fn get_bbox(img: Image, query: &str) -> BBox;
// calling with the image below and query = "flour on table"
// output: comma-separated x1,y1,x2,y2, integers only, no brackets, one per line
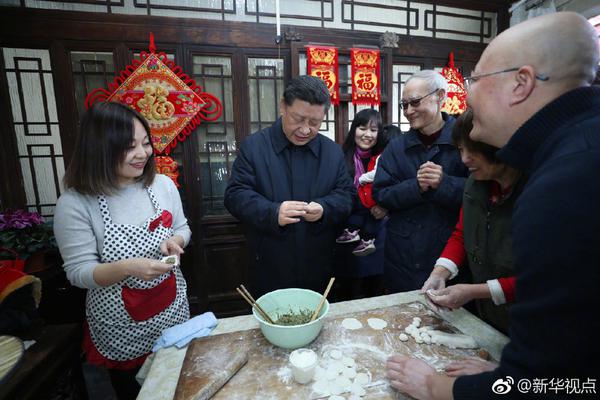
399,333,409,342
341,318,362,330
367,318,388,330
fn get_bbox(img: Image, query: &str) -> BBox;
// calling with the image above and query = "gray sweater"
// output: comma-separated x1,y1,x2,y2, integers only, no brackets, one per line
54,174,191,289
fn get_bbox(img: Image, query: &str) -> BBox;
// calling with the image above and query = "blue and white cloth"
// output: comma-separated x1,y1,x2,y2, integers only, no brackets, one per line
152,311,218,351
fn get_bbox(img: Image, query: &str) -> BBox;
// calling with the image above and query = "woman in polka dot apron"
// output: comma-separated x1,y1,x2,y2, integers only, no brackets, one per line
54,102,191,399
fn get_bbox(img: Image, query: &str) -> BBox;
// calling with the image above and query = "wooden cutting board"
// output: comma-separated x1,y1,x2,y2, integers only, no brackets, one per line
175,301,490,400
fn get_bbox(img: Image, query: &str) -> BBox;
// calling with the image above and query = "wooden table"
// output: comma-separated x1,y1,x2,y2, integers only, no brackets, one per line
137,291,509,400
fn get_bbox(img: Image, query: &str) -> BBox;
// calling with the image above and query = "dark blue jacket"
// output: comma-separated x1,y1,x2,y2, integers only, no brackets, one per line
224,119,354,297
372,114,467,292
454,87,600,399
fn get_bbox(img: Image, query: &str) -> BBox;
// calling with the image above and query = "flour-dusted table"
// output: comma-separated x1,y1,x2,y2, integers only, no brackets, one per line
136,291,509,400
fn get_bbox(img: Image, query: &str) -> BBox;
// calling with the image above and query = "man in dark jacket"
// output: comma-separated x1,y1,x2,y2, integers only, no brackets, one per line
224,76,354,297
386,12,600,399
373,70,467,293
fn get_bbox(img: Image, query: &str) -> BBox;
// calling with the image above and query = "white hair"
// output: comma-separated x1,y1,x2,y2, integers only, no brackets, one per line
406,69,448,102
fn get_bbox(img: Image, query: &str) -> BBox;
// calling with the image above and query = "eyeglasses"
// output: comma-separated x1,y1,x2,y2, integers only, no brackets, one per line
399,89,439,110
463,67,549,90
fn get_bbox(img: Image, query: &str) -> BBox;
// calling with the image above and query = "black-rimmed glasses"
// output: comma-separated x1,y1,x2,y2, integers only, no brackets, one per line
463,67,549,90
399,89,439,110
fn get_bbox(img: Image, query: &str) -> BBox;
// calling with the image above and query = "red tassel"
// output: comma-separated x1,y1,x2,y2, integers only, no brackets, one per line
448,52,455,68
149,32,156,54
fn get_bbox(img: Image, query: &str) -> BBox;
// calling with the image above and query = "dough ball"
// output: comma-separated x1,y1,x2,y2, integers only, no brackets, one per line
312,379,330,396
349,382,366,396
329,349,343,360
343,367,357,379
325,367,339,381
342,357,356,368
354,372,370,386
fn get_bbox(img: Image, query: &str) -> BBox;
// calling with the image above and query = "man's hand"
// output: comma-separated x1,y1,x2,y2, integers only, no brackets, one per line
445,357,498,377
387,356,437,399
126,258,173,281
278,201,308,226
304,201,324,222
370,205,388,220
418,161,444,190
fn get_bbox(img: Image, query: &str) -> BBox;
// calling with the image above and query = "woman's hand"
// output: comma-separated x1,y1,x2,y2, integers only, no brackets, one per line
160,235,185,256
427,283,489,310
126,257,174,281
421,266,450,293
445,357,498,377
370,205,388,220
93,257,173,286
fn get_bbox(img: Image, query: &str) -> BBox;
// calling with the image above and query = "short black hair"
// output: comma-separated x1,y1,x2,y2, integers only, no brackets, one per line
451,108,498,163
63,102,156,195
283,75,331,113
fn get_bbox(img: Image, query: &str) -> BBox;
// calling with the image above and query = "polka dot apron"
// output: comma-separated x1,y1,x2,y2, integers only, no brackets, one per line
86,187,189,361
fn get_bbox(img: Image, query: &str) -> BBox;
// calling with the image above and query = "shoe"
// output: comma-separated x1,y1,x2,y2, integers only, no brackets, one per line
352,239,376,257
336,229,360,244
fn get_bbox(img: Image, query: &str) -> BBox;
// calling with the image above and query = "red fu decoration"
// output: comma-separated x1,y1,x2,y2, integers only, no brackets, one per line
306,45,340,106
350,48,380,107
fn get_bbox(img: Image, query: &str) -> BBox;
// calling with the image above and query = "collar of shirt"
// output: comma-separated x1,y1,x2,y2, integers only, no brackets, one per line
271,117,320,157
497,86,600,173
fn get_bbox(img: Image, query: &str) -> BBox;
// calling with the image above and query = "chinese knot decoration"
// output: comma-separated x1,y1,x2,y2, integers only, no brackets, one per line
440,52,467,115
350,48,380,107
306,45,339,106
155,156,180,187
84,34,223,186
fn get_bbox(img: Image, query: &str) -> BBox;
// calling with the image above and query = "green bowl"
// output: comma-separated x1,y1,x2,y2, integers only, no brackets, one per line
252,288,329,349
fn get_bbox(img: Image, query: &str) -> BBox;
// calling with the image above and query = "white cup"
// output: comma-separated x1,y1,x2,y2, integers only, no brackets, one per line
289,348,318,384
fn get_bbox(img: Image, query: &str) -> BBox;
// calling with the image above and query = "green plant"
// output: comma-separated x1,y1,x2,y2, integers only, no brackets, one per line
0,209,56,260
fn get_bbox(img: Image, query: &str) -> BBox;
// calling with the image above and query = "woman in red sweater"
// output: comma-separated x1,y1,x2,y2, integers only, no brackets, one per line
421,109,524,335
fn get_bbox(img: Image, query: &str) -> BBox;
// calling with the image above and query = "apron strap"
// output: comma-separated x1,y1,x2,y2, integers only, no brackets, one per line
146,186,162,213
97,195,112,225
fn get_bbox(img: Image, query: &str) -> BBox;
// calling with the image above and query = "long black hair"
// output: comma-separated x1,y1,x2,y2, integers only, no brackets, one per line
342,109,388,174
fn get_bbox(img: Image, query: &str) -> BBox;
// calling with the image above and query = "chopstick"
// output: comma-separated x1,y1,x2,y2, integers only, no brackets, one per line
236,285,275,324
310,277,335,322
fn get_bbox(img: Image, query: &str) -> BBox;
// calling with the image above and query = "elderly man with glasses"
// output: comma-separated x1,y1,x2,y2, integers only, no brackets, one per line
386,12,600,400
372,70,468,293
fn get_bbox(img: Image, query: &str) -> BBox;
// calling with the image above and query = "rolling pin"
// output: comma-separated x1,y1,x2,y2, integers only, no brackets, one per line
181,349,249,400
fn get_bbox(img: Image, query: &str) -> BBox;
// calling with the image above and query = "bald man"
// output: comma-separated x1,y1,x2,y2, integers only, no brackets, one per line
386,12,600,399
